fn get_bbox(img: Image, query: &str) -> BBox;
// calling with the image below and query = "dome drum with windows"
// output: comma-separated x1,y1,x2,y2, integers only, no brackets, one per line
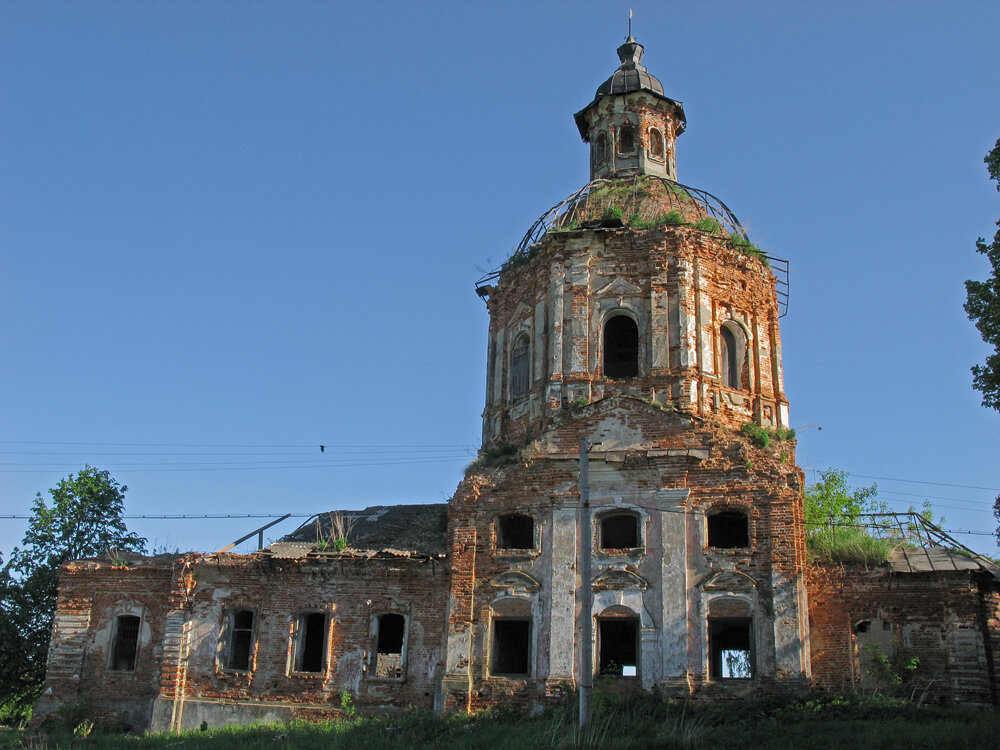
477,38,791,448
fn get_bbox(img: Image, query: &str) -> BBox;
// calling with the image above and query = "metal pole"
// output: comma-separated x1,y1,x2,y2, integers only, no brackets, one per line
578,435,592,728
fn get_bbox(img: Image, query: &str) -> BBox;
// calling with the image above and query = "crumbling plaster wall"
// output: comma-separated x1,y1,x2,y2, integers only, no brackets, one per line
34,559,177,730
483,225,787,448
447,399,808,712
149,554,448,731
806,564,1000,707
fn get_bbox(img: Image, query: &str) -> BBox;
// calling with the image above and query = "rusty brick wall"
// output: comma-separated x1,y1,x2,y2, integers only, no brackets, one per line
155,553,448,727
445,398,808,711
483,223,786,449
35,557,178,729
806,563,999,706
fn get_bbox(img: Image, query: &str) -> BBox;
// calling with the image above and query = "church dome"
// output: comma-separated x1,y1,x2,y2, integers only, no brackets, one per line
507,174,750,260
594,37,664,99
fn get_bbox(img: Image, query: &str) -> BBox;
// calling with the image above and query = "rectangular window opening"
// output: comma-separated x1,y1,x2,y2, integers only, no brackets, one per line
598,618,638,678
375,613,406,678
600,513,639,550
225,609,256,672
498,514,534,550
294,612,327,674
709,619,752,680
491,619,530,676
110,614,140,671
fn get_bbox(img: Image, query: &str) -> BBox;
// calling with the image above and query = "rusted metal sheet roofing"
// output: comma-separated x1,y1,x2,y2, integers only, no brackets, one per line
888,546,990,575
277,504,448,557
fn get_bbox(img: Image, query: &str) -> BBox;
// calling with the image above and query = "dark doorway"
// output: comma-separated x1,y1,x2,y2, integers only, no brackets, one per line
604,316,639,379
709,619,753,679
492,619,531,675
598,618,639,677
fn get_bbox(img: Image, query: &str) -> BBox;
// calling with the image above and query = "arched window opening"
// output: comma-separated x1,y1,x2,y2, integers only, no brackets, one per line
600,512,640,550
598,609,639,678
511,333,530,399
292,612,327,674
110,614,140,671
709,619,753,679
720,322,747,390
707,510,749,549
497,513,534,550
649,128,664,159
374,613,406,678
595,133,608,164
618,125,635,154
603,315,639,379
492,619,531,676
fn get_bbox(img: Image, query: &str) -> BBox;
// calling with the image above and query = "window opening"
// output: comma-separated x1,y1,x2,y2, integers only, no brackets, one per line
603,315,639,379
618,125,635,154
649,128,664,158
294,612,327,674
511,333,530,398
491,619,531,675
721,326,739,388
709,619,752,679
598,617,639,677
225,609,255,671
497,514,534,550
707,510,749,549
375,613,405,678
595,133,608,164
110,614,140,671
600,512,639,550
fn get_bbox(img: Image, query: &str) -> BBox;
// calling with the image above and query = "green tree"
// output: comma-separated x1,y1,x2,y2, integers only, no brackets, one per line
964,138,1000,411
0,466,146,724
803,468,881,530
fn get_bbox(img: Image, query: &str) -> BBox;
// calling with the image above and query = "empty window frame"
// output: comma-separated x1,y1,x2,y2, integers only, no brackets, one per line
707,510,750,549
497,513,534,550
618,124,635,154
709,619,753,680
594,132,609,164
491,618,531,676
600,511,640,550
511,332,530,399
603,315,639,379
598,616,639,678
720,321,747,390
221,609,256,672
648,127,665,159
109,614,141,671
374,613,406,678
292,612,328,674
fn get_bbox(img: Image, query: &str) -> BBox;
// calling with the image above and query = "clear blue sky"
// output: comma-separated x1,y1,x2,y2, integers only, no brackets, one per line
2,1,998,557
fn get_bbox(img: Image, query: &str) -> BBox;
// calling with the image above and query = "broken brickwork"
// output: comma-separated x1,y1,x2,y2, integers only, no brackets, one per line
443,397,809,712
482,223,788,449
806,563,999,706
36,543,448,732
32,556,176,730
32,35,1000,732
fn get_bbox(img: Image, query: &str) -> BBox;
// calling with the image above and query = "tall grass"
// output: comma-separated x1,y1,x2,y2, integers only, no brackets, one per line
807,525,894,565
7,693,999,750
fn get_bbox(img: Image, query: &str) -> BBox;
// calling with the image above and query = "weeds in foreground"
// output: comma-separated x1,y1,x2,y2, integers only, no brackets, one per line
6,693,1000,750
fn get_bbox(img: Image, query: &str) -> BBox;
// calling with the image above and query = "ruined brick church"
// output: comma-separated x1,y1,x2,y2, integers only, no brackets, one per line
35,38,1000,732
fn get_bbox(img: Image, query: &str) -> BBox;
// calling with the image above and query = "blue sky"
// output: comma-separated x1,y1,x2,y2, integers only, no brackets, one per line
2,1,999,557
